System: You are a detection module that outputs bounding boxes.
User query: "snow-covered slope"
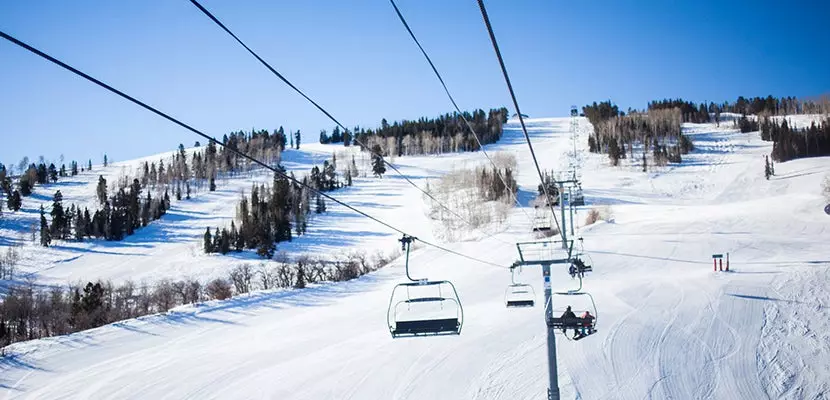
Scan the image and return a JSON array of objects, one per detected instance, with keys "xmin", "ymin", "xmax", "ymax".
[{"xmin": 2, "ymin": 117, "xmax": 829, "ymax": 399}]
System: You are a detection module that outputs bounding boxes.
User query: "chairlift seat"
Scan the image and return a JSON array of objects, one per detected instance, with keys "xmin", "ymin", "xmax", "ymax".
[
  {"xmin": 391, "ymin": 318, "xmax": 460, "ymax": 337},
  {"xmin": 506, "ymin": 299, "xmax": 535, "ymax": 308},
  {"xmin": 548, "ymin": 317, "xmax": 594, "ymax": 329}
]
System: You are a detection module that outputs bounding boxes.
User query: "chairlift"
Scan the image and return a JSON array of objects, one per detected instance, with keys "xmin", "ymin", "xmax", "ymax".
[
  {"xmin": 547, "ymin": 291, "xmax": 598, "ymax": 340},
  {"xmin": 387, "ymin": 235, "xmax": 463, "ymax": 338},
  {"xmin": 505, "ymin": 265, "xmax": 536, "ymax": 308}
]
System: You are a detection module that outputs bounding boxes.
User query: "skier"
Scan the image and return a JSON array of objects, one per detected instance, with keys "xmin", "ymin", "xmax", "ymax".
[
  {"xmin": 560, "ymin": 306, "xmax": 578, "ymax": 338},
  {"xmin": 579, "ymin": 310, "xmax": 595, "ymax": 337},
  {"xmin": 568, "ymin": 264, "xmax": 578, "ymax": 279}
]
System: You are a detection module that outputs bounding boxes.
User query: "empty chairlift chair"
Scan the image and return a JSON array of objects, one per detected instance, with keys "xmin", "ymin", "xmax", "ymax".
[
  {"xmin": 387, "ymin": 235, "xmax": 464, "ymax": 338},
  {"xmin": 505, "ymin": 265, "xmax": 536, "ymax": 308}
]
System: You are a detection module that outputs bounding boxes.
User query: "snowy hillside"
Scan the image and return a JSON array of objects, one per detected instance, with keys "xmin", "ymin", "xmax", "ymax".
[{"xmin": 2, "ymin": 116, "xmax": 830, "ymax": 399}]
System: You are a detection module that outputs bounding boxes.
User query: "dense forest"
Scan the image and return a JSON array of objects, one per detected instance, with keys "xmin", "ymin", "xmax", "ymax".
[
  {"xmin": 321, "ymin": 108, "xmax": 510, "ymax": 157},
  {"xmin": 762, "ymin": 117, "xmax": 830, "ymax": 162}
]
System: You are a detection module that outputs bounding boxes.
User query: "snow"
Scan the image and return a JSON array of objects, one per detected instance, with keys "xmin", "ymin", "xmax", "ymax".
[{"xmin": 2, "ymin": 116, "xmax": 829, "ymax": 399}]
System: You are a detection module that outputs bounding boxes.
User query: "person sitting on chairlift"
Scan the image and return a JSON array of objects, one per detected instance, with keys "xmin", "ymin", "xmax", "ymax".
[
  {"xmin": 572, "ymin": 258, "xmax": 587, "ymax": 278},
  {"xmin": 579, "ymin": 310, "xmax": 595, "ymax": 337},
  {"xmin": 560, "ymin": 306, "xmax": 578, "ymax": 337},
  {"xmin": 568, "ymin": 264, "xmax": 578, "ymax": 279}
]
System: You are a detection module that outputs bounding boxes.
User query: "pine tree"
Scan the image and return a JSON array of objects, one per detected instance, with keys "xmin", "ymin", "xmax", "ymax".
[
  {"xmin": 186, "ymin": 182, "xmax": 191, "ymax": 199},
  {"xmin": 141, "ymin": 191, "xmax": 151, "ymax": 227},
  {"xmin": 350, "ymin": 155, "xmax": 358, "ymax": 178},
  {"xmin": 88, "ymin": 159, "xmax": 92, "ymax": 170},
  {"xmin": 59, "ymin": 164, "xmax": 67, "ymax": 177},
  {"xmin": 96, "ymin": 175, "xmax": 108, "ymax": 205},
  {"xmin": 764, "ymin": 155, "xmax": 772, "ymax": 180},
  {"xmin": 19, "ymin": 173, "xmax": 33, "ymax": 196},
  {"xmin": 103, "ymin": 154, "xmax": 108, "ymax": 167},
  {"xmin": 371, "ymin": 145, "xmax": 386, "ymax": 177},
  {"xmin": 50, "ymin": 191, "xmax": 66, "ymax": 239},
  {"xmin": 71, "ymin": 161, "xmax": 79, "ymax": 176},
  {"xmin": 40, "ymin": 205, "xmax": 51, "ymax": 247},
  {"xmin": 74, "ymin": 209, "xmax": 85, "ymax": 241},
  {"xmin": 209, "ymin": 176, "xmax": 216, "ymax": 192},
  {"xmin": 8, "ymin": 190, "xmax": 22, "ymax": 211},
  {"xmin": 48, "ymin": 163, "xmax": 58, "ymax": 182},
  {"xmin": 219, "ymin": 228, "xmax": 230, "ymax": 254},
  {"xmin": 213, "ymin": 227, "xmax": 221, "ymax": 252},
  {"xmin": 294, "ymin": 130, "xmax": 301, "ymax": 149},
  {"xmin": 203, "ymin": 227, "xmax": 213, "ymax": 253}
]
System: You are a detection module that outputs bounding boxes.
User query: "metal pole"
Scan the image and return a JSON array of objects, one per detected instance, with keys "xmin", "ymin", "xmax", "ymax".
[
  {"xmin": 559, "ymin": 182, "xmax": 567, "ymax": 250},
  {"xmin": 542, "ymin": 262, "xmax": 560, "ymax": 400},
  {"xmin": 568, "ymin": 186, "xmax": 575, "ymax": 237}
]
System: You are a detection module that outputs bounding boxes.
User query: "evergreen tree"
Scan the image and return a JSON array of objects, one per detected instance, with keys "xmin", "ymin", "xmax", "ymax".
[
  {"xmin": 764, "ymin": 155, "xmax": 772, "ymax": 180},
  {"xmin": 213, "ymin": 227, "xmax": 221, "ymax": 252},
  {"xmin": 8, "ymin": 190, "xmax": 22, "ymax": 211},
  {"xmin": 83, "ymin": 208, "xmax": 93, "ymax": 237},
  {"xmin": 103, "ymin": 154, "xmax": 108, "ymax": 167},
  {"xmin": 72, "ymin": 161, "xmax": 79, "ymax": 176},
  {"xmin": 36, "ymin": 163, "xmax": 48, "ymax": 184},
  {"xmin": 141, "ymin": 192, "xmax": 151, "ymax": 227},
  {"xmin": 88, "ymin": 159, "xmax": 92, "ymax": 170},
  {"xmin": 219, "ymin": 228, "xmax": 231, "ymax": 254},
  {"xmin": 186, "ymin": 182, "xmax": 191, "ymax": 199},
  {"xmin": 59, "ymin": 164, "xmax": 67, "ymax": 177},
  {"xmin": 48, "ymin": 163, "xmax": 58, "ymax": 182},
  {"xmin": 209, "ymin": 176, "xmax": 216, "ymax": 192},
  {"xmin": 203, "ymin": 227, "xmax": 213, "ymax": 253},
  {"xmin": 371, "ymin": 145, "xmax": 386, "ymax": 177},
  {"xmin": 294, "ymin": 130, "xmax": 301, "ymax": 149},
  {"xmin": 315, "ymin": 194, "xmax": 326, "ymax": 213},
  {"xmin": 50, "ymin": 190, "xmax": 66, "ymax": 239},
  {"xmin": 19, "ymin": 169, "xmax": 34, "ymax": 196},
  {"xmin": 40, "ymin": 205, "xmax": 51, "ymax": 246},
  {"xmin": 74, "ymin": 209, "xmax": 85, "ymax": 241},
  {"xmin": 96, "ymin": 175, "xmax": 107, "ymax": 205}
]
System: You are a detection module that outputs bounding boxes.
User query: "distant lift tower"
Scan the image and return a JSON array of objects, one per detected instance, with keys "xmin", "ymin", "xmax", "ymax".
[{"xmin": 568, "ymin": 105, "xmax": 581, "ymax": 180}]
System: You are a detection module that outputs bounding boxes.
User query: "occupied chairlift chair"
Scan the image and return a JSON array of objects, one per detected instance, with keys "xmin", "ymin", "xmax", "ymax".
[
  {"xmin": 505, "ymin": 265, "xmax": 536, "ymax": 308},
  {"xmin": 387, "ymin": 235, "xmax": 463, "ymax": 338},
  {"xmin": 547, "ymin": 291, "xmax": 598, "ymax": 340}
]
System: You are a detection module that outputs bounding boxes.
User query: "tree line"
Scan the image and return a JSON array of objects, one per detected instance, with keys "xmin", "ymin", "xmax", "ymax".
[
  {"xmin": 327, "ymin": 108, "xmax": 509, "ymax": 157},
  {"xmin": 762, "ymin": 116, "xmax": 830, "ymax": 162},
  {"xmin": 0, "ymin": 250, "xmax": 398, "ymax": 350}
]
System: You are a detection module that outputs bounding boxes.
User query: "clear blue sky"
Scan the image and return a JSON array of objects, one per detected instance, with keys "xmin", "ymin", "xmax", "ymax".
[{"xmin": 1, "ymin": 0, "xmax": 828, "ymax": 170}]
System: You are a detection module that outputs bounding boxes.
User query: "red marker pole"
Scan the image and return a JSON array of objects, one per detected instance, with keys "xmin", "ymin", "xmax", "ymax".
[
  {"xmin": 713, "ymin": 258, "xmax": 717, "ymax": 272},
  {"xmin": 719, "ymin": 259, "xmax": 723, "ymax": 271},
  {"xmin": 726, "ymin": 253, "xmax": 729, "ymax": 271}
]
